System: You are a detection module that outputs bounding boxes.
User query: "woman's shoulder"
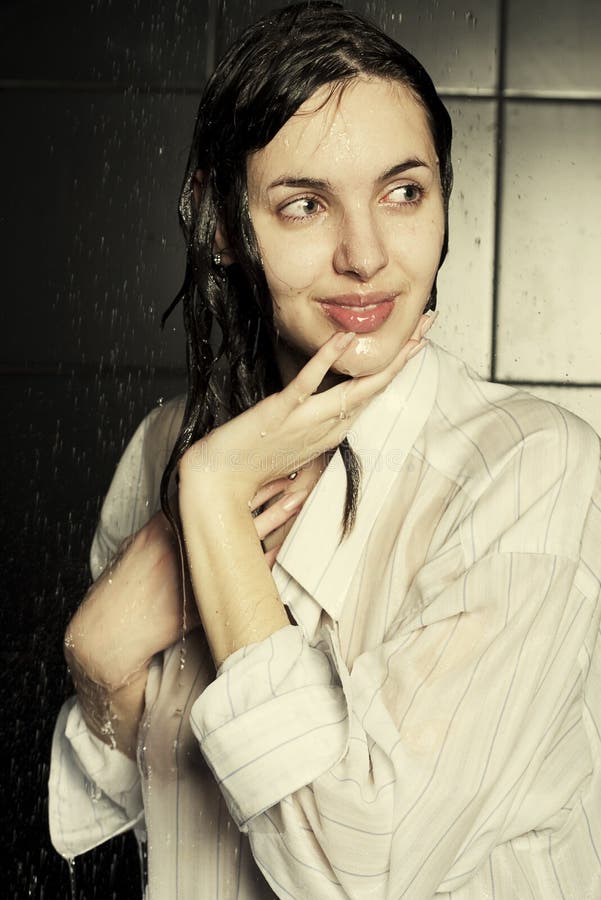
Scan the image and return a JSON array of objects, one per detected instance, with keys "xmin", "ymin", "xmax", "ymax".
[
  {"xmin": 90, "ymin": 395, "xmax": 186, "ymax": 578},
  {"xmin": 138, "ymin": 394, "xmax": 187, "ymax": 465},
  {"xmin": 424, "ymin": 344, "xmax": 600, "ymax": 558},
  {"xmin": 111, "ymin": 394, "xmax": 187, "ymax": 503},
  {"xmin": 431, "ymin": 341, "xmax": 600, "ymax": 470}
]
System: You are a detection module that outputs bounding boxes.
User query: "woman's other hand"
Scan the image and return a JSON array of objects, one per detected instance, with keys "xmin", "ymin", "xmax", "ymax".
[
  {"xmin": 65, "ymin": 509, "xmax": 196, "ymax": 693},
  {"xmin": 66, "ymin": 490, "xmax": 297, "ymax": 688},
  {"xmin": 64, "ymin": 487, "xmax": 301, "ymax": 755}
]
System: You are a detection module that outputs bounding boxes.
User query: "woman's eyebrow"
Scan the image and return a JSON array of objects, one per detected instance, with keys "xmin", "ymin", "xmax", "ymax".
[
  {"xmin": 380, "ymin": 158, "xmax": 429, "ymax": 179},
  {"xmin": 266, "ymin": 158, "xmax": 429, "ymax": 193},
  {"xmin": 267, "ymin": 175, "xmax": 332, "ymax": 192}
]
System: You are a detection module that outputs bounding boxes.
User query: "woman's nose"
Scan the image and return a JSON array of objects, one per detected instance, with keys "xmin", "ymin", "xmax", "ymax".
[{"xmin": 332, "ymin": 207, "xmax": 388, "ymax": 281}]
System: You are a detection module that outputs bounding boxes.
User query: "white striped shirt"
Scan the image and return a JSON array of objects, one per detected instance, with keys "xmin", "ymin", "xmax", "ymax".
[{"xmin": 49, "ymin": 341, "xmax": 601, "ymax": 898}]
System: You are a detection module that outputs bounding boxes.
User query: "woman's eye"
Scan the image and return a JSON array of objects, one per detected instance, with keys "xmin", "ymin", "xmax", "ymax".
[
  {"xmin": 385, "ymin": 183, "xmax": 423, "ymax": 205},
  {"xmin": 280, "ymin": 197, "xmax": 323, "ymax": 220}
]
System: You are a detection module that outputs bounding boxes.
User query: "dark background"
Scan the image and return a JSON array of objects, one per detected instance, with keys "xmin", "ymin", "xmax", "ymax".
[
  {"xmin": 2, "ymin": 0, "xmax": 599, "ymax": 897},
  {"xmin": 2, "ymin": 2, "xmax": 215, "ymax": 896}
]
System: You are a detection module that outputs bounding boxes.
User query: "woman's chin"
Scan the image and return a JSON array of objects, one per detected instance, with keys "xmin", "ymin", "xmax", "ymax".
[{"xmin": 334, "ymin": 336, "xmax": 391, "ymax": 377}]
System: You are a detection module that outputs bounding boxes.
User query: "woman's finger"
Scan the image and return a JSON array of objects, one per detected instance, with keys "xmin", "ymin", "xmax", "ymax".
[
  {"xmin": 249, "ymin": 477, "xmax": 291, "ymax": 513},
  {"xmin": 348, "ymin": 338, "xmax": 427, "ymax": 408},
  {"xmin": 281, "ymin": 331, "xmax": 355, "ymax": 410},
  {"xmin": 263, "ymin": 544, "xmax": 282, "ymax": 570},
  {"xmin": 295, "ymin": 339, "xmax": 423, "ymax": 428},
  {"xmin": 281, "ymin": 312, "xmax": 435, "ymax": 426},
  {"xmin": 314, "ymin": 313, "xmax": 435, "ymax": 419},
  {"xmin": 252, "ymin": 488, "xmax": 308, "ymax": 541}
]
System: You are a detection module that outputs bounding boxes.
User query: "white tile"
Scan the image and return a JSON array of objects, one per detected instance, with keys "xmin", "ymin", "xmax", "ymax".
[
  {"xmin": 434, "ymin": 101, "xmax": 496, "ymax": 378},
  {"xmin": 496, "ymin": 102, "xmax": 601, "ymax": 384},
  {"xmin": 517, "ymin": 385, "xmax": 601, "ymax": 438},
  {"xmin": 506, "ymin": 0, "xmax": 601, "ymax": 96}
]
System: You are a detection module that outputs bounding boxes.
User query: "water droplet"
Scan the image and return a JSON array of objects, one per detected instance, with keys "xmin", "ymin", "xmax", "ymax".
[{"xmin": 85, "ymin": 778, "xmax": 103, "ymax": 802}]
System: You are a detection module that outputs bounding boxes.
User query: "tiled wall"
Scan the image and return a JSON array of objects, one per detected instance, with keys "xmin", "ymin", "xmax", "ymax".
[
  {"xmin": 2, "ymin": 1, "xmax": 598, "ymax": 896},
  {"xmin": 401, "ymin": 0, "xmax": 601, "ymax": 431},
  {"xmin": 383, "ymin": 0, "xmax": 601, "ymax": 434}
]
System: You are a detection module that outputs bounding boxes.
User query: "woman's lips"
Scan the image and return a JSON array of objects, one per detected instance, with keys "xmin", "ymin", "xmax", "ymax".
[{"xmin": 319, "ymin": 300, "xmax": 395, "ymax": 334}]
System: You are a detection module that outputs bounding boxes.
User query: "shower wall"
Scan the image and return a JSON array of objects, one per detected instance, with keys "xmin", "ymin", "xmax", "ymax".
[{"xmin": 1, "ymin": 1, "xmax": 599, "ymax": 897}]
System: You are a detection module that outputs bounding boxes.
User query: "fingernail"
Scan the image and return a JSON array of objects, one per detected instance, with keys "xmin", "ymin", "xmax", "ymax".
[
  {"xmin": 282, "ymin": 489, "xmax": 308, "ymax": 511},
  {"xmin": 407, "ymin": 339, "xmax": 426, "ymax": 361},
  {"xmin": 421, "ymin": 311, "xmax": 438, "ymax": 338},
  {"xmin": 335, "ymin": 331, "xmax": 355, "ymax": 350}
]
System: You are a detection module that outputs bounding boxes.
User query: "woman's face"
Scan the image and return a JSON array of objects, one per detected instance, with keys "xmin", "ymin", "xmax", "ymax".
[{"xmin": 246, "ymin": 77, "xmax": 445, "ymax": 381}]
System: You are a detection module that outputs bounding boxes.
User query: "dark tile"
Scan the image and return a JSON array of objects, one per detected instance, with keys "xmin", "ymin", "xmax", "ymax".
[
  {"xmin": 2, "ymin": 370, "xmax": 186, "ymax": 639},
  {"xmin": 2, "ymin": 90, "xmax": 199, "ymax": 368},
  {"xmin": 0, "ymin": 369, "xmax": 185, "ymax": 898},
  {"xmin": 1, "ymin": 0, "xmax": 216, "ymax": 87}
]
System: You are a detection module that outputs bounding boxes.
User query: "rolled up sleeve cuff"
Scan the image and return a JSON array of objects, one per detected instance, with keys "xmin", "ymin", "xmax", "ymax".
[
  {"xmin": 189, "ymin": 625, "xmax": 348, "ymax": 830},
  {"xmin": 49, "ymin": 697, "xmax": 144, "ymax": 859}
]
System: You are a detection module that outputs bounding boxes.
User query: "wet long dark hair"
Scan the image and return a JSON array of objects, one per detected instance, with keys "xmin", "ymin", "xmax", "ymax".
[{"xmin": 160, "ymin": 0, "xmax": 453, "ymax": 539}]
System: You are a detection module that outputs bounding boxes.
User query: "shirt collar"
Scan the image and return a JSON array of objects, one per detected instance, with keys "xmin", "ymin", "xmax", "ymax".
[{"xmin": 273, "ymin": 340, "xmax": 439, "ymax": 623}]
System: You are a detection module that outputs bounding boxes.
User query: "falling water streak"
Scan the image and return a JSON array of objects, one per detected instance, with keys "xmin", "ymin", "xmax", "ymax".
[
  {"xmin": 67, "ymin": 857, "xmax": 77, "ymax": 900},
  {"xmin": 138, "ymin": 838, "xmax": 149, "ymax": 893},
  {"xmin": 176, "ymin": 523, "xmax": 189, "ymax": 672},
  {"xmin": 100, "ymin": 704, "xmax": 118, "ymax": 750}
]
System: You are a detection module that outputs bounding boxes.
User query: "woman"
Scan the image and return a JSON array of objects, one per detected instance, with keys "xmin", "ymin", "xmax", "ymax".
[{"xmin": 49, "ymin": 2, "xmax": 601, "ymax": 898}]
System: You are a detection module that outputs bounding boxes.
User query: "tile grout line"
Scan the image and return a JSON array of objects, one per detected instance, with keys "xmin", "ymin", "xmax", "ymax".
[{"xmin": 490, "ymin": 0, "xmax": 509, "ymax": 383}]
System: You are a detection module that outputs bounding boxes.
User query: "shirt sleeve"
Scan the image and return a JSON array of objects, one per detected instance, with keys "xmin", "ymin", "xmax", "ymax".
[
  {"xmin": 49, "ymin": 398, "xmax": 185, "ymax": 859},
  {"xmin": 190, "ymin": 419, "xmax": 601, "ymax": 897},
  {"xmin": 49, "ymin": 697, "xmax": 144, "ymax": 859}
]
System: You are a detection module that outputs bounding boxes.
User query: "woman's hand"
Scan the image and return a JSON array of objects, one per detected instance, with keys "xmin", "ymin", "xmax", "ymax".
[
  {"xmin": 177, "ymin": 316, "xmax": 432, "ymax": 667},
  {"xmin": 180, "ymin": 315, "xmax": 431, "ymax": 502},
  {"xmin": 65, "ymin": 509, "xmax": 196, "ymax": 692}
]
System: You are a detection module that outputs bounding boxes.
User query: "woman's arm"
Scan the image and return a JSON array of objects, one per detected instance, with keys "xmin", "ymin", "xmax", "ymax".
[
  {"xmin": 64, "ymin": 508, "xmax": 194, "ymax": 758},
  {"xmin": 65, "ymin": 482, "xmax": 306, "ymax": 758}
]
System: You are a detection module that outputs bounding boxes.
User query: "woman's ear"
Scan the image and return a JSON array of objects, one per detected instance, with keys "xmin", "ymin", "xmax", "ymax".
[{"xmin": 193, "ymin": 169, "xmax": 235, "ymax": 266}]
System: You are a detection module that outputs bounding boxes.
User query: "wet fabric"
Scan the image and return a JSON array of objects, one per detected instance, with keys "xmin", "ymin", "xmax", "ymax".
[{"xmin": 50, "ymin": 341, "xmax": 601, "ymax": 898}]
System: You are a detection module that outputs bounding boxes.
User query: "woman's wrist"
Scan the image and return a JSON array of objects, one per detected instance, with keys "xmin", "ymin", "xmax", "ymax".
[
  {"xmin": 72, "ymin": 662, "xmax": 148, "ymax": 760},
  {"xmin": 179, "ymin": 442, "xmax": 262, "ymax": 505},
  {"xmin": 178, "ymin": 479, "xmax": 288, "ymax": 668}
]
